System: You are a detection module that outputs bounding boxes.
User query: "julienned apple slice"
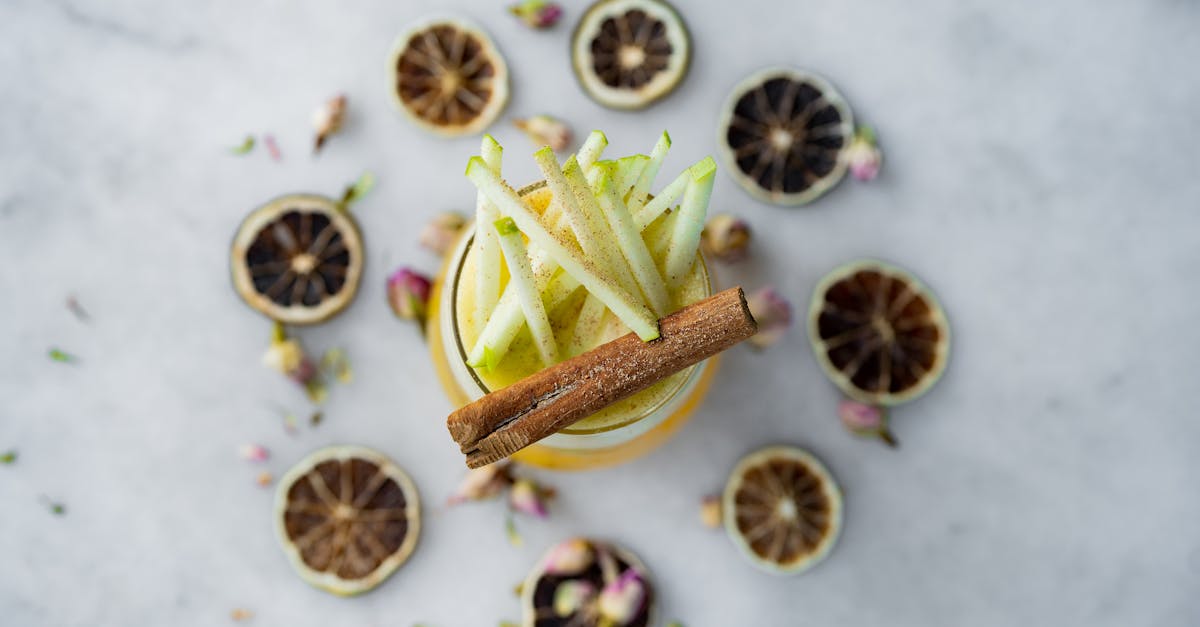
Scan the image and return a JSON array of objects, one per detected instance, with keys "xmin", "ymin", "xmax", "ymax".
[
  {"xmin": 593, "ymin": 162, "xmax": 670, "ymax": 316},
  {"xmin": 473, "ymin": 135, "xmax": 504, "ymax": 331},
  {"xmin": 466, "ymin": 157, "xmax": 661, "ymax": 341},
  {"xmin": 663, "ymin": 156, "xmax": 716, "ymax": 289},
  {"xmin": 493, "ymin": 217, "xmax": 558, "ymax": 367}
]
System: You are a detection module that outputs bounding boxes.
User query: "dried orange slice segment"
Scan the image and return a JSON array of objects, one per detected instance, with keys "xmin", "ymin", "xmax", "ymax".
[
  {"xmin": 571, "ymin": 0, "xmax": 691, "ymax": 110},
  {"xmin": 230, "ymin": 194, "xmax": 363, "ymax": 325},
  {"xmin": 520, "ymin": 538, "xmax": 657, "ymax": 627},
  {"xmin": 273, "ymin": 445, "xmax": 420, "ymax": 596},
  {"xmin": 718, "ymin": 68, "xmax": 854, "ymax": 205},
  {"xmin": 808, "ymin": 259, "xmax": 950, "ymax": 405},
  {"xmin": 722, "ymin": 446, "xmax": 842, "ymax": 575},
  {"xmin": 389, "ymin": 18, "xmax": 509, "ymax": 136}
]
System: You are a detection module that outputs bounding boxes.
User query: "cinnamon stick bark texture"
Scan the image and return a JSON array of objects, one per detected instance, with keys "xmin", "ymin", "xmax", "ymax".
[{"xmin": 448, "ymin": 286, "xmax": 757, "ymax": 468}]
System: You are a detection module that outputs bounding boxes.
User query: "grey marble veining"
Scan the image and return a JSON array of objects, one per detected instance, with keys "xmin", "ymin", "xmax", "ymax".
[{"xmin": 1, "ymin": 0, "xmax": 1198, "ymax": 625}]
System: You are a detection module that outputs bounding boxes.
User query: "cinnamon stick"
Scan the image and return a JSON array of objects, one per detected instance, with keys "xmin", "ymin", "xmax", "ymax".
[{"xmin": 448, "ymin": 286, "xmax": 757, "ymax": 468}]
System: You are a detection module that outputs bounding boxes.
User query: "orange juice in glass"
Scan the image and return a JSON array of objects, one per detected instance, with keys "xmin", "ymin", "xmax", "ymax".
[{"xmin": 428, "ymin": 135, "xmax": 718, "ymax": 470}]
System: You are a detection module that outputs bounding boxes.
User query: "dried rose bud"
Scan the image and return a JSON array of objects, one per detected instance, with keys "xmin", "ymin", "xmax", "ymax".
[
  {"xmin": 239, "ymin": 444, "xmax": 270, "ymax": 463},
  {"xmin": 509, "ymin": 0, "xmax": 563, "ymax": 29},
  {"xmin": 701, "ymin": 214, "xmax": 751, "ymax": 263},
  {"xmin": 553, "ymin": 580, "xmax": 597, "ymax": 617},
  {"xmin": 262, "ymin": 323, "xmax": 319, "ymax": 388},
  {"xmin": 699, "ymin": 494, "xmax": 722, "ymax": 529},
  {"xmin": 514, "ymin": 115, "xmax": 572, "ymax": 152},
  {"xmin": 846, "ymin": 126, "xmax": 882, "ymax": 182},
  {"xmin": 598, "ymin": 568, "xmax": 647, "ymax": 624},
  {"xmin": 420, "ymin": 211, "xmax": 468, "ymax": 256},
  {"xmin": 255, "ymin": 471, "xmax": 273, "ymax": 487},
  {"xmin": 544, "ymin": 538, "xmax": 595, "ymax": 575},
  {"xmin": 746, "ymin": 287, "xmax": 792, "ymax": 349},
  {"xmin": 838, "ymin": 399, "xmax": 897, "ymax": 447},
  {"xmin": 509, "ymin": 478, "xmax": 551, "ymax": 518},
  {"xmin": 387, "ymin": 267, "xmax": 432, "ymax": 323},
  {"xmin": 448, "ymin": 461, "xmax": 513, "ymax": 505},
  {"xmin": 312, "ymin": 93, "xmax": 347, "ymax": 153}
]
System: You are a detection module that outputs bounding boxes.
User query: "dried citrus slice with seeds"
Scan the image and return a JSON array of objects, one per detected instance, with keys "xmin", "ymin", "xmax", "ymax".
[
  {"xmin": 723, "ymin": 445, "xmax": 842, "ymax": 575},
  {"xmin": 521, "ymin": 538, "xmax": 657, "ymax": 627},
  {"xmin": 231, "ymin": 194, "xmax": 363, "ymax": 325},
  {"xmin": 389, "ymin": 18, "xmax": 509, "ymax": 136},
  {"xmin": 809, "ymin": 260, "xmax": 950, "ymax": 405},
  {"xmin": 571, "ymin": 0, "xmax": 691, "ymax": 110},
  {"xmin": 274, "ymin": 445, "xmax": 420, "ymax": 596},
  {"xmin": 717, "ymin": 68, "xmax": 854, "ymax": 205}
]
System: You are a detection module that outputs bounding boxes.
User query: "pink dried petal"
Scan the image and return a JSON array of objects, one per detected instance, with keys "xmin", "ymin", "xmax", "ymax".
[
  {"xmin": 448, "ymin": 461, "xmax": 512, "ymax": 505},
  {"xmin": 509, "ymin": 0, "xmax": 563, "ymax": 29},
  {"xmin": 553, "ymin": 580, "xmax": 597, "ymax": 617},
  {"xmin": 387, "ymin": 267, "xmax": 433, "ymax": 322},
  {"xmin": 312, "ymin": 93, "xmax": 346, "ymax": 153},
  {"xmin": 838, "ymin": 399, "xmax": 897, "ymax": 447},
  {"xmin": 238, "ymin": 444, "xmax": 270, "ymax": 463},
  {"xmin": 509, "ymin": 478, "xmax": 549, "ymax": 518},
  {"xmin": 746, "ymin": 287, "xmax": 793, "ymax": 349},
  {"xmin": 846, "ymin": 126, "xmax": 882, "ymax": 182},
  {"xmin": 544, "ymin": 538, "xmax": 594, "ymax": 575},
  {"xmin": 598, "ymin": 568, "xmax": 647, "ymax": 623},
  {"xmin": 513, "ymin": 115, "xmax": 572, "ymax": 152},
  {"xmin": 420, "ymin": 212, "xmax": 468, "ymax": 256},
  {"xmin": 701, "ymin": 214, "xmax": 751, "ymax": 263}
]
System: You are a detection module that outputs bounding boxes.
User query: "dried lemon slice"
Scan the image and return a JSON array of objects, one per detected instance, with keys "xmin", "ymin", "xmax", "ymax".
[
  {"xmin": 520, "ymin": 538, "xmax": 657, "ymax": 627},
  {"xmin": 571, "ymin": 0, "xmax": 691, "ymax": 110},
  {"xmin": 723, "ymin": 446, "xmax": 842, "ymax": 575},
  {"xmin": 389, "ymin": 18, "xmax": 509, "ymax": 136},
  {"xmin": 809, "ymin": 259, "xmax": 950, "ymax": 405},
  {"xmin": 274, "ymin": 445, "xmax": 420, "ymax": 596},
  {"xmin": 230, "ymin": 194, "xmax": 363, "ymax": 325},
  {"xmin": 717, "ymin": 68, "xmax": 854, "ymax": 206}
]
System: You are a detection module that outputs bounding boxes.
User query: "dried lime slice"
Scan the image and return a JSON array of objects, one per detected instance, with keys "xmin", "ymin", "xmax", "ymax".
[
  {"xmin": 717, "ymin": 68, "xmax": 854, "ymax": 206},
  {"xmin": 571, "ymin": 0, "xmax": 691, "ymax": 110},
  {"xmin": 389, "ymin": 18, "xmax": 509, "ymax": 136},
  {"xmin": 808, "ymin": 259, "xmax": 950, "ymax": 405},
  {"xmin": 520, "ymin": 538, "xmax": 657, "ymax": 627},
  {"xmin": 273, "ymin": 445, "xmax": 420, "ymax": 596},
  {"xmin": 230, "ymin": 194, "xmax": 363, "ymax": 325},
  {"xmin": 722, "ymin": 445, "xmax": 842, "ymax": 576}
]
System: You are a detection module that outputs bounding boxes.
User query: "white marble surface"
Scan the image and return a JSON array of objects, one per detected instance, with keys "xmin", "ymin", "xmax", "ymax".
[{"xmin": 2, "ymin": 0, "xmax": 1198, "ymax": 625}]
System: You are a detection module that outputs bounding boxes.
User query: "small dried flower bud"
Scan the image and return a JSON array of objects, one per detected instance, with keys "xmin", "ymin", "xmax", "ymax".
[
  {"xmin": 239, "ymin": 444, "xmax": 270, "ymax": 463},
  {"xmin": 509, "ymin": 478, "xmax": 550, "ymax": 518},
  {"xmin": 420, "ymin": 211, "xmax": 468, "ymax": 256},
  {"xmin": 387, "ymin": 267, "xmax": 433, "ymax": 323},
  {"xmin": 262, "ymin": 325, "xmax": 319, "ymax": 389},
  {"xmin": 448, "ymin": 461, "xmax": 513, "ymax": 505},
  {"xmin": 746, "ymin": 287, "xmax": 792, "ymax": 349},
  {"xmin": 598, "ymin": 568, "xmax": 647, "ymax": 624},
  {"xmin": 514, "ymin": 115, "xmax": 572, "ymax": 152},
  {"xmin": 509, "ymin": 0, "xmax": 563, "ymax": 29},
  {"xmin": 544, "ymin": 538, "xmax": 595, "ymax": 575},
  {"xmin": 838, "ymin": 400, "xmax": 897, "ymax": 447},
  {"xmin": 312, "ymin": 93, "xmax": 347, "ymax": 153},
  {"xmin": 846, "ymin": 125, "xmax": 882, "ymax": 182},
  {"xmin": 230, "ymin": 608, "xmax": 254, "ymax": 621},
  {"xmin": 553, "ymin": 580, "xmax": 597, "ymax": 617},
  {"xmin": 255, "ymin": 471, "xmax": 273, "ymax": 487},
  {"xmin": 699, "ymin": 494, "xmax": 722, "ymax": 529},
  {"xmin": 701, "ymin": 214, "xmax": 751, "ymax": 263}
]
